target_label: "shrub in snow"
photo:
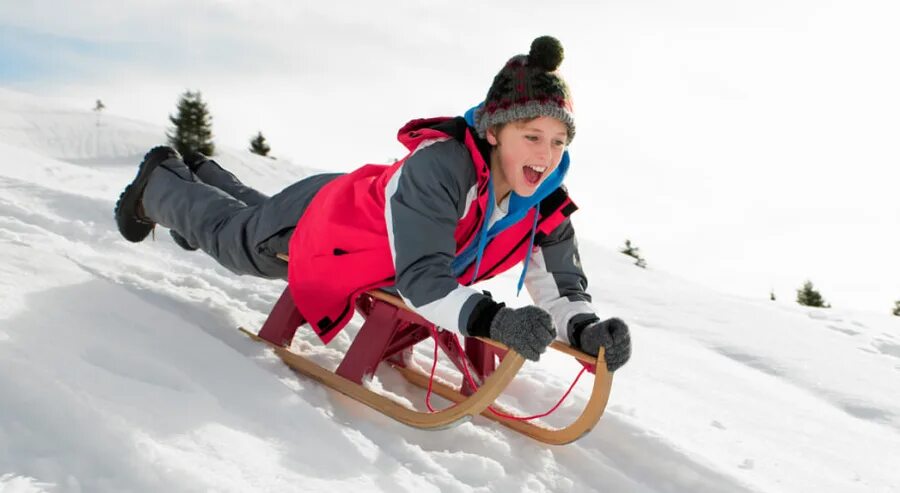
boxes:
[167,90,215,156]
[249,131,271,157]
[892,300,899,316]
[796,280,830,308]
[620,239,647,269]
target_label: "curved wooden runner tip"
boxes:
[239,327,525,430]
[393,359,613,445]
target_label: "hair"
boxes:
[487,117,539,141]
[487,116,570,145]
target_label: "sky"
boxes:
[1,0,898,313]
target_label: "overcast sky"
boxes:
[1,0,898,313]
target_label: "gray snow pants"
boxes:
[141,155,342,279]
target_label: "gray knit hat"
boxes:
[474,36,575,144]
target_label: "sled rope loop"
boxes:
[367,290,614,444]
[423,325,588,421]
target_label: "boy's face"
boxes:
[487,116,568,198]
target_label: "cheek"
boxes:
[501,158,521,180]
[498,147,518,173]
[503,145,529,166]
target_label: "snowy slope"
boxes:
[1,88,898,493]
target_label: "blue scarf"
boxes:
[451,103,571,293]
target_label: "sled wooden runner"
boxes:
[392,357,612,444]
[242,281,524,430]
[240,327,523,429]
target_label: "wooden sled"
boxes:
[243,256,613,443]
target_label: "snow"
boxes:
[1,87,898,493]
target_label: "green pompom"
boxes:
[529,36,564,71]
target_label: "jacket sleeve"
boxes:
[384,138,498,336]
[524,217,600,345]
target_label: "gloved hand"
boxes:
[489,305,556,361]
[579,318,631,372]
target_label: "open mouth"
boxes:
[522,164,547,186]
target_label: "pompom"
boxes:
[528,36,564,71]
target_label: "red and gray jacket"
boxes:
[288,117,598,344]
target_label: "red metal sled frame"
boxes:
[243,288,523,430]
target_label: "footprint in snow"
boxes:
[873,340,900,360]
[710,420,726,430]
[738,459,754,470]
[826,324,860,336]
[807,310,842,322]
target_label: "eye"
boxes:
[525,135,539,142]
[553,139,566,147]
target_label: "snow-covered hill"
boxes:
[1,88,898,493]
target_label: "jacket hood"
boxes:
[396,117,471,152]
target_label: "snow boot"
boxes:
[182,150,210,174]
[114,146,180,242]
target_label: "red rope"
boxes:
[424,329,442,413]
[423,328,586,421]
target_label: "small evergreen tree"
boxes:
[249,131,271,157]
[620,239,647,269]
[892,300,900,317]
[770,290,776,301]
[796,280,830,308]
[167,90,215,156]
[93,99,105,127]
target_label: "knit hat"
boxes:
[474,36,575,144]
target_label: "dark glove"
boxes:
[488,306,557,361]
[578,317,631,372]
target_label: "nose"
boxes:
[537,141,552,164]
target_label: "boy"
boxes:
[115,36,631,370]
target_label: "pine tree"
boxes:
[770,290,776,301]
[620,239,647,269]
[892,300,900,317]
[93,99,105,128]
[249,131,271,157]
[167,90,215,156]
[796,280,830,308]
